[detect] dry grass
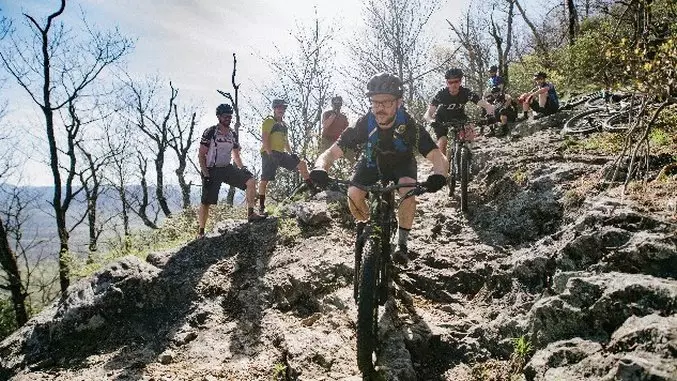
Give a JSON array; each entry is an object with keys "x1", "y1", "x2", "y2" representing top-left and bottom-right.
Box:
[{"x1": 625, "y1": 178, "x2": 677, "y2": 222}]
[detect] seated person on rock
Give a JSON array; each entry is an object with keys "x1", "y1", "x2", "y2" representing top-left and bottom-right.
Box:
[
  {"x1": 517, "y1": 71, "x2": 560, "y2": 120},
  {"x1": 485, "y1": 86, "x2": 519, "y2": 137}
]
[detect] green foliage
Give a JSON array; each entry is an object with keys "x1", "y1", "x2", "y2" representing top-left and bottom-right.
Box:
[
  {"x1": 73, "y1": 204, "x2": 248, "y2": 278},
  {"x1": 0, "y1": 296, "x2": 17, "y2": 341},
  {"x1": 271, "y1": 362, "x2": 287, "y2": 380},
  {"x1": 277, "y1": 217, "x2": 301, "y2": 245},
  {"x1": 509, "y1": 335, "x2": 533, "y2": 374}
]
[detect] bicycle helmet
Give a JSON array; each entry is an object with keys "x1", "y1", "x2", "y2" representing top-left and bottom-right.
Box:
[
  {"x1": 216, "y1": 103, "x2": 233, "y2": 115},
  {"x1": 489, "y1": 65, "x2": 498, "y2": 73},
  {"x1": 533, "y1": 71, "x2": 547, "y2": 79},
  {"x1": 331, "y1": 96, "x2": 343, "y2": 106},
  {"x1": 365, "y1": 73, "x2": 404, "y2": 98},
  {"x1": 272, "y1": 99, "x2": 288, "y2": 108},
  {"x1": 445, "y1": 68, "x2": 464, "y2": 79}
]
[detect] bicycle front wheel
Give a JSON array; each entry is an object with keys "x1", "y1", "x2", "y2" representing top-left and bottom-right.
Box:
[
  {"x1": 563, "y1": 109, "x2": 605, "y2": 134},
  {"x1": 356, "y1": 236, "x2": 381, "y2": 375},
  {"x1": 460, "y1": 146, "x2": 470, "y2": 212},
  {"x1": 603, "y1": 111, "x2": 633, "y2": 132},
  {"x1": 448, "y1": 141, "x2": 457, "y2": 197}
]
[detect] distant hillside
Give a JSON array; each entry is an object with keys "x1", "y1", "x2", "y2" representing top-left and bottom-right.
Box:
[{"x1": 0, "y1": 184, "x2": 245, "y2": 259}]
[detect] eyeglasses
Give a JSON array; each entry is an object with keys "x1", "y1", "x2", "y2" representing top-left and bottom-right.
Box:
[
  {"x1": 447, "y1": 79, "x2": 461, "y2": 85},
  {"x1": 370, "y1": 98, "x2": 397, "y2": 109}
]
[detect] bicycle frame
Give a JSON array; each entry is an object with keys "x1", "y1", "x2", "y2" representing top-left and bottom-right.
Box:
[
  {"x1": 442, "y1": 121, "x2": 476, "y2": 207},
  {"x1": 330, "y1": 177, "x2": 426, "y2": 375}
]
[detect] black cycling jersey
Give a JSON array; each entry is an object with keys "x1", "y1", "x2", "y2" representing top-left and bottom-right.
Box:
[
  {"x1": 430, "y1": 86, "x2": 481, "y2": 122},
  {"x1": 337, "y1": 111, "x2": 437, "y2": 167}
]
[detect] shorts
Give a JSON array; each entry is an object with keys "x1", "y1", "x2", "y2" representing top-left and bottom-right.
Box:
[
  {"x1": 432, "y1": 119, "x2": 467, "y2": 140},
  {"x1": 351, "y1": 158, "x2": 417, "y2": 187},
  {"x1": 529, "y1": 98, "x2": 558, "y2": 115},
  {"x1": 201, "y1": 165, "x2": 252, "y2": 205},
  {"x1": 261, "y1": 151, "x2": 300, "y2": 181}
]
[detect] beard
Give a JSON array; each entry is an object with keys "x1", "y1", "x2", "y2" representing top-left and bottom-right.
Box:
[{"x1": 374, "y1": 112, "x2": 396, "y2": 127}]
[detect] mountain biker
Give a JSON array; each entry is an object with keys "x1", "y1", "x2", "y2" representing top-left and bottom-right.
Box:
[
  {"x1": 486, "y1": 86, "x2": 519, "y2": 137},
  {"x1": 423, "y1": 68, "x2": 495, "y2": 154},
  {"x1": 310, "y1": 73, "x2": 448, "y2": 261},
  {"x1": 487, "y1": 65, "x2": 505, "y2": 91},
  {"x1": 258, "y1": 99, "x2": 314, "y2": 215},
  {"x1": 517, "y1": 71, "x2": 560, "y2": 120},
  {"x1": 197, "y1": 104, "x2": 266, "y2": 238}
]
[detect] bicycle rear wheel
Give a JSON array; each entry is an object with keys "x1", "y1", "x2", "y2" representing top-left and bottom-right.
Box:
[
  {"x1": 356, "y1": 235, "x2": 381, "y2": 375},
  {"x1": 563, "y1": 109, "x2": 605, "y2": 134},
  {"x1": 459, "y1": 146, "x2": 470, "y2": 212}
]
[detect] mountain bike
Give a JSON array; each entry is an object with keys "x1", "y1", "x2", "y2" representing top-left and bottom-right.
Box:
[
  {"x1": 326, "y1": 176, "x2": 429, "y2": 376},
  {"x1": 563, "y1": 92, "x2": 646, "y2": 134},
  {"x1": 441, "y1": 120, "x2": 478, "y2": 212}
]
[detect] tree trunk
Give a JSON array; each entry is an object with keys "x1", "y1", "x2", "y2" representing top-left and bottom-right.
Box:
[
  {"x1": 566, "y1": 0, "x2": 579, "y2": 45},
  {"x1": 0, "y1": 218, "x2": 28, "y2": 326},
  {"x1": 155, "y1": 152, "x2": 171, "y2": 217},
  {"x1": 175, "y1": 161, "x2": 191, "y2": 209}
]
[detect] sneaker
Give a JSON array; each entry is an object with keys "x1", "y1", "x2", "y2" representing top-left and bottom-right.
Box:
[
  {"x1": 248, "y1": 212, "x2": 267, "y2": 222},
  {"x1": 486, "y1": 126, "x2": 497, "y2": 137},
  {"x1": 532, "y1": 112, "x2": 545, "y2": 120},
  {"x1": 392, "y1": 244, "x2": 409, "y2": 265},
  {"x1": 515, "y1": 114, "x2": 529, "y2": 122},
  {"x1": 196, "y1": 233, "x2": 205, "y2": 240}
]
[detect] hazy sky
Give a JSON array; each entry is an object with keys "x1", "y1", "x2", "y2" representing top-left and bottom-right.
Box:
[{"x1": 1, "y1": 0, "x2": 470, "y2": 185}]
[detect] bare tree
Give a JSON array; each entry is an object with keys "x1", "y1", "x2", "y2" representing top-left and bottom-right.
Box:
[
  {"x1": 489, "y1": 0, "x2": 515, "y2": 85},
  {"x1": 129, "y1": 150, "x2": 160, "y2": 230},
  {"x1": 103, "y1": 120, "x2": 135, "y2": 246},
  {"x1": 246, "y1": 13, "x2": 337, "y2": 198},
  {"x1": 0, "y1": 0, "x2": 133, "y2": 293},
  {"x1": 447, "y1": 10, "x2": 494, "y2": 92},
  {"x1": 218, "y1": 53, "x2": 242, "y2": 206},
  {"x1": 168, "y1": 104, "x2": 198, "y2": 209},
  {"x1": 346, "y1": 0, "x2": 447, "y2": 114}
]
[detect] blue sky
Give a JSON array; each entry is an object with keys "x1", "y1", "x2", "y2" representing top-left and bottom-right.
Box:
[{"x1": 0, "y1": 0, "x2": 470, "y2": 185}]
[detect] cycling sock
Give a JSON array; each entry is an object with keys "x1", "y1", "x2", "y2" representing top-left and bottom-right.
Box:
[
  {"x1": 398, "y1": 227, "x2": 410, "y2": 246},
  {"x1": 248, "y1": 207, "x2": 254, "y2": 216},
  {"x1": 198, "y1": 227, "x2": 205, "y2": 235},
  {"x1": 356, "y1": 221, "x2": 367, "y2": 237},
  {"x1": 258, "y1": 194, "x2": 265, "y2": 211}
]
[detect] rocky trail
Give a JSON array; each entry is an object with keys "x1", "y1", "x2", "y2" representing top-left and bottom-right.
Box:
[{"x1": 1, "y1": 114, "x2": 676, "y2": 381}]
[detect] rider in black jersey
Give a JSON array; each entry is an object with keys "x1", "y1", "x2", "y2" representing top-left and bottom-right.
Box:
[{"x1": 423, "y1": 68, "x2": 496, "y2": 154}]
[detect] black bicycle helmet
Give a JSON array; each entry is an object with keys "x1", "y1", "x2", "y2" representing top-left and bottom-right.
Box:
[
  {"x1": 444, "y1": 68, "x2": 464, "y2": 79},
  {"x1": 216, "y1": 103, "x2": 233, "y2": 115},
  {"x1": 489, "y1": 65, "x2": 498, "y2": 73},
  {"x1": 365, "y1": 73, "x2": 404, "y2": 98},
  {"x1": 533, "y1": 71, "x2": 547, "y2": 79},
  {"x1": 272, "y1": 99, "x2": 288, "y2": 108}
]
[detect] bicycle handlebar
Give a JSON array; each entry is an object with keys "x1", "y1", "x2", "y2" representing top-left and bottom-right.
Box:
[{"x1": 328, "y1": 178, "x2": 429, "y2": 201}]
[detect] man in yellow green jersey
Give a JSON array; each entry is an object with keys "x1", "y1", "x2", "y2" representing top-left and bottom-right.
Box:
[{"x1": 258, "y1": 99, "x2": 312, "y2": 214}]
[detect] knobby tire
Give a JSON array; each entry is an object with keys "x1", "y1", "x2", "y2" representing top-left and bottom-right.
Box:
[
  {"x1": 356, "y1": 236, "x2": 380, "y2": 375},
  {"x1": 563, "y1": 108, "x2": 605, "y2": 134},
  {"x1": 448, "y1": 141, "x2": 457, "y2": 197},
  {"x1": 460, "y1": 146, "x2": 470, "y2": 212}
]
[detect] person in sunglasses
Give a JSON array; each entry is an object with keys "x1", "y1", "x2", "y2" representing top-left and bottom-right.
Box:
[{"x1": 423, "y1": 68, "x2": 495, "y2": 154}]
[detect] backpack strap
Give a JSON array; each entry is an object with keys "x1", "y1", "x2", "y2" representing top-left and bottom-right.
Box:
[{"x1": 365, "y1": 107, "x2": 409, "y2": 168}]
